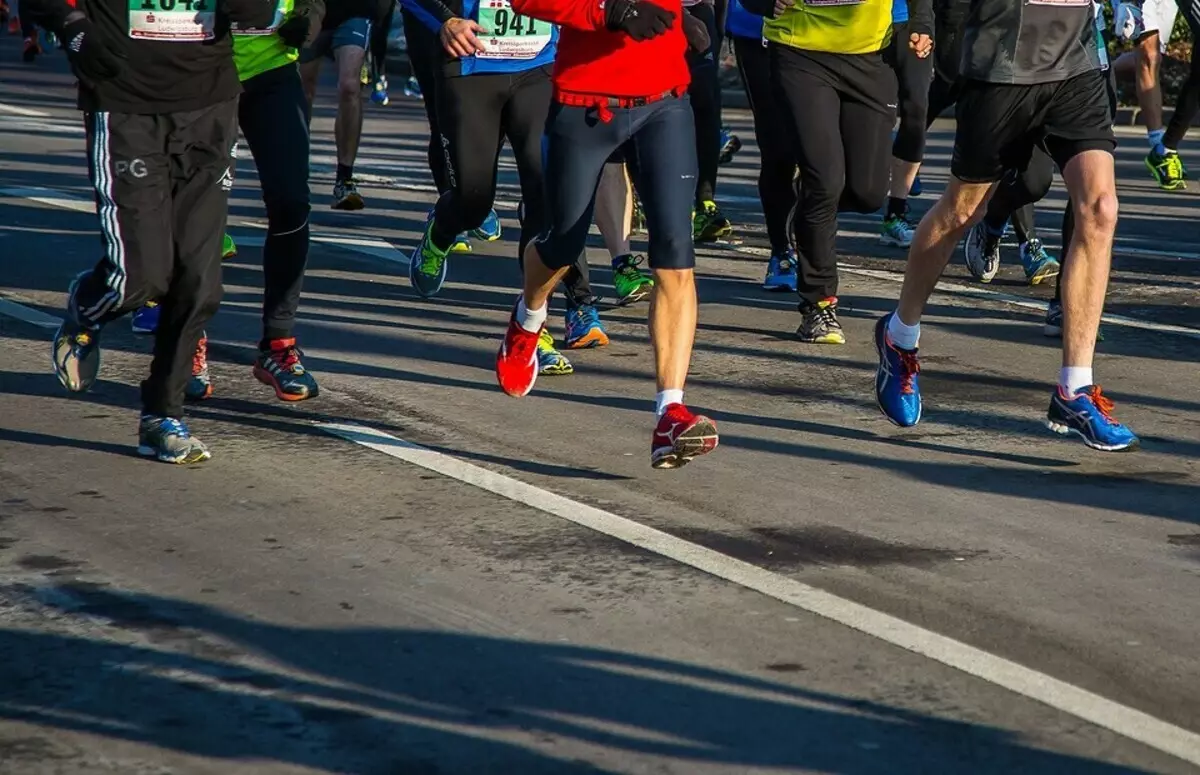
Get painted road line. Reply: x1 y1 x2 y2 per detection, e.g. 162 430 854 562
230 231 411 266
0 187 95 215
0 102 51 118
0 296 59 329
731 244 1200 341
318 420 1200 767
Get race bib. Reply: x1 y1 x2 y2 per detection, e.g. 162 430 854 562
803 0 864 6
128 0 216 41
475 0 551 60
234 8 286 35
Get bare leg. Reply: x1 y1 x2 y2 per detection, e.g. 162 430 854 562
1135 35 1165 133
889 158 921 200
649 269 697 392
333 45 367 170
1058 150 1118 371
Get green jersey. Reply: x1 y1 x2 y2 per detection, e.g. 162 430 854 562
232 0 297 82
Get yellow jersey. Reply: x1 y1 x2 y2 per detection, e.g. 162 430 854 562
764 0 893 55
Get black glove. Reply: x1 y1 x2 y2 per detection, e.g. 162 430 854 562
277 13 311 48
605 0 675 41
62 16 124 84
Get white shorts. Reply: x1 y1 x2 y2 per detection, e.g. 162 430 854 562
1138 0 1179 51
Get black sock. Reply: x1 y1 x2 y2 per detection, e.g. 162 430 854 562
886 197 908 220
336 163 353 182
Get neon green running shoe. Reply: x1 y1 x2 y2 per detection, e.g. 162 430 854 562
612 254 654 306
222 233 237 260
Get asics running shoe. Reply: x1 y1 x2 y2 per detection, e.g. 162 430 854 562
693 200 732 242
138 416 212 464
1046 385 1139 451
651 403 719 470
332 178 365 210
253 337 319 401
1021 239 1060 286
409 219 450 297
880 213 915 248
763 249 798 292
612 254 654 305
564 304 609 349
874 313 922 427
963 222 1001 283
796 297 845 344
185 334 213 401
537 330 574 376
496 300 541 397
131 301 160 335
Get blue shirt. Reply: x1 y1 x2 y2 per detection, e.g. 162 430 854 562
893 0 908 24
726 0 763 40
409 0 557 74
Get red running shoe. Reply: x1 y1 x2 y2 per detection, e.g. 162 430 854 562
496 303 540 397
651 403 718 469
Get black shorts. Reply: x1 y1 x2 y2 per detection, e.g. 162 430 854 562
951 70 1115 184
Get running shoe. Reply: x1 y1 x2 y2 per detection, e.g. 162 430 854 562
472 208 502 242
370 75 390 106
651 403 719 470
496 301 541 397
409 219 450 297
874 313 922 427
693 200 732 242
52 280 101 393
612 254 654 305
880 213 916 248
222 233 237 259
909 176 922 197
1021 239 1060 286
131 301 160 335
21 35 37 61
253 337 319 401
185 334 213 401
138 415 211 464
450 234 472 253
718 127 742 165
332 178 365 210
537 330 574 376
564 304 609 349
403 76 422 98
963 221 1001 283
1046 385 1139 452
1042 299 1104 341
1146 149 1186 191
359 63 369 86
796 297 845 344
763 248 798 292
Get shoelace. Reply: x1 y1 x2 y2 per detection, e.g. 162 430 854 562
618 255 651 280
811 303 839 330
159 418 190 439
570 306 600 331
419 244 446 276
1082 385 1117 425
897 350 921 395
269 345 302 372
1162 154 1184 178
192 338 208 376
1026 239 1048 261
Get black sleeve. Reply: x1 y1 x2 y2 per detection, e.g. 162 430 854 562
738 0 774 18
907 0 933 37
371 0 394 71
20 0 82 35
222 0 278 29
408 0 456 26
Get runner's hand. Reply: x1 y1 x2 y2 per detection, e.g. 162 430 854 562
605 0 675 41
277 14 312 48
771 0 790 17
62 16 124 85
908 31 932 59
440 17 487 58
683 12 709 51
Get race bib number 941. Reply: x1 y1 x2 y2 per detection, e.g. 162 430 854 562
475 0 551 60
129 0 216 41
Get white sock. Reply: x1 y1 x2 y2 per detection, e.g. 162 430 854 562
886 311 921 350
656 389 684 417
516 297 547 334
1059 366 1093 395
1148 128 1165 150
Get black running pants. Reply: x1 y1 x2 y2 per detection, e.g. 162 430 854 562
686 0 722 205
403 9 451 194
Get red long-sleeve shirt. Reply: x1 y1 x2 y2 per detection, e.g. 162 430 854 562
511 0 689 100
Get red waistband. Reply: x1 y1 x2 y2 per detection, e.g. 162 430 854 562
554 86 687 122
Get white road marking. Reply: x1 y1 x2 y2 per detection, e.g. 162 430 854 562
0 296 59 329
0 187 95 214
318 421 1200 767
0 102 51 118
731 245 1200 341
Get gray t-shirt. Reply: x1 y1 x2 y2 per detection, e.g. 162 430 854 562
961 0 1102 85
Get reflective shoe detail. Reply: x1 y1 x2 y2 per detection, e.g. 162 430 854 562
221 233 237 259
496 302 541 397
131 302 160 335
963 222 1001 283
612 254 654 305
796 297 846 345
880 214 915 248
763 249 798 292
564 304 609 349
472 208 502 242
137 416 212 464
184 335 213 402
693 199 733 242
874 313 922 428
1021 238 1060 286
332 178 365 210
1145 150 1186 191
537 330 574 376
253 337 319 401
409 220 450 298
1046 385 1139 452
651 403 719 470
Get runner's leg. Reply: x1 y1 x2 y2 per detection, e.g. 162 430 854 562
883 20 933 248
330 19 370 208
687 0 731 242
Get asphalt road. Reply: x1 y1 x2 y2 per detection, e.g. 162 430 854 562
1 38 1199 775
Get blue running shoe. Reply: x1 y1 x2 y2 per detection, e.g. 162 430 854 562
874 313 922 427
472 208 502 241
370 75 390 106
763 249 798 292
565 304 609 349
138 415 212 464
1046 385 1139 452
131 301 160 335
909 176 922 197
537 330 574 375
1021 238 1060 286
403 76 422 99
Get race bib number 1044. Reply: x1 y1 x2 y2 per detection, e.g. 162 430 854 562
128 0 216 41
